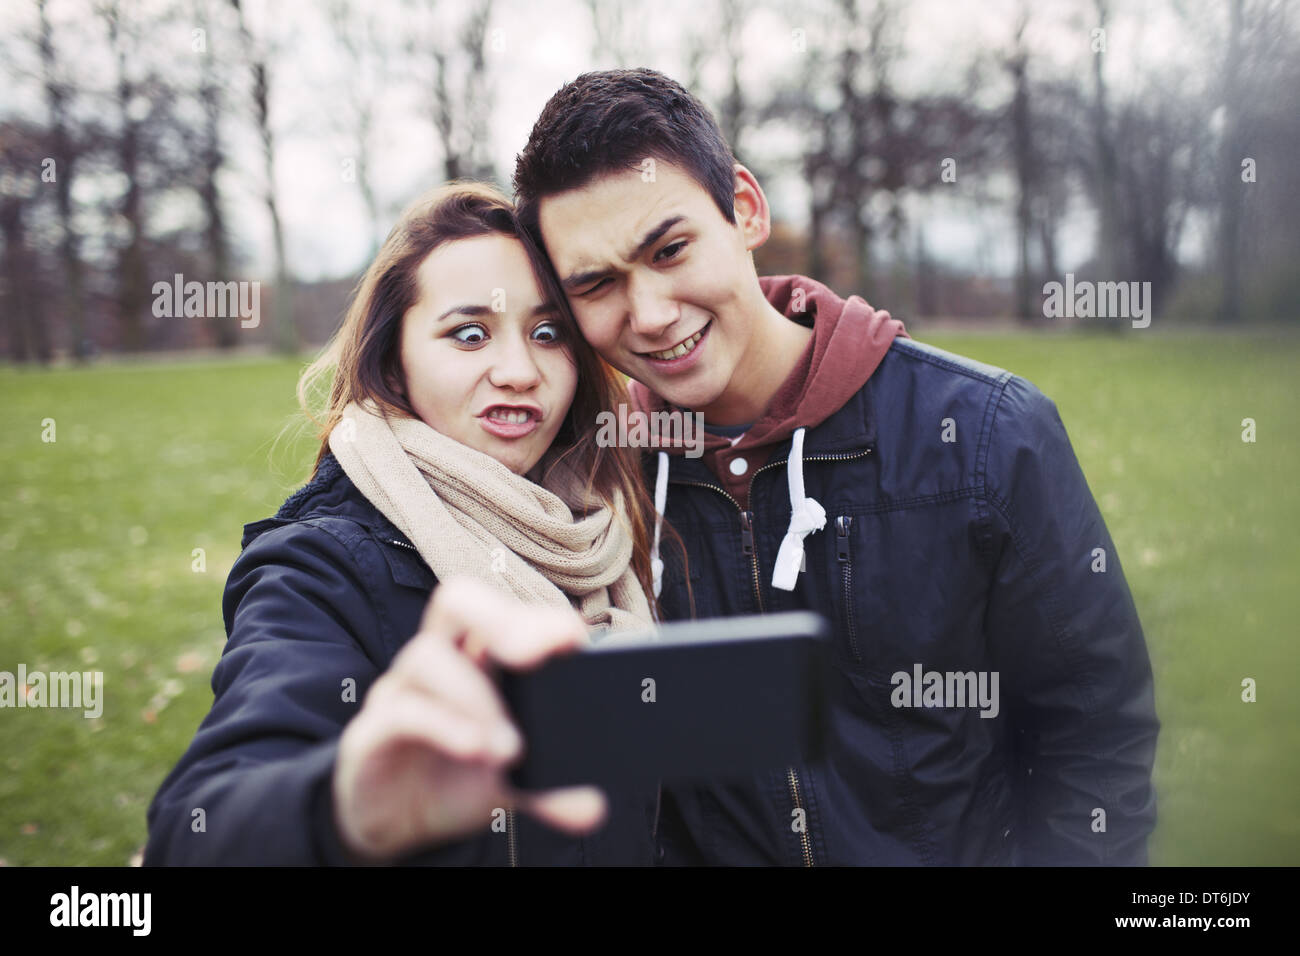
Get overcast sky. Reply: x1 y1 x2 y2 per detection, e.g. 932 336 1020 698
1 0 1212 283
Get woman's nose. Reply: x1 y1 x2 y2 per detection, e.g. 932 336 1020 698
487 335 542 391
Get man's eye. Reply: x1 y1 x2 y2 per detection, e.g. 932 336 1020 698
450 324 487 345
655 240 687 263
578 277 611 297
532 321 564 344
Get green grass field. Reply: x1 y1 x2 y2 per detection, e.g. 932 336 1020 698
1 331 1297 866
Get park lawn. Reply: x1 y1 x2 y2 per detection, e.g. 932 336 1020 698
0 331 1296 866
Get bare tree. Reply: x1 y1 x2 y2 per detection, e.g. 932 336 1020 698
1087 0 1124 284
404 0 497 184
99 0 153 351
774 0 904 292
37 0 88 358
716 0 748 162
1113 91 1201 314
1216 0 1246 323
324 0 395 257
583 0 646 67
999 1 1083 319
190 0 237 348
1027 76 1078 289
767 0 989 294
0 121 54 363
1210 0 1290 323
228 0 296 353
1005 3 1036 320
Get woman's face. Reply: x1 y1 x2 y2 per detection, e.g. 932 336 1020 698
398 234 578 476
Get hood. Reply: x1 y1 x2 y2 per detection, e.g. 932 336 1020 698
742 274 906 453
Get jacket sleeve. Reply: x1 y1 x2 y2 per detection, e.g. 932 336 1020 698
143 519 490 865
981 376 1160 865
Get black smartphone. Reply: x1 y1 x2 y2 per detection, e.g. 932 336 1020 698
499 611 831 789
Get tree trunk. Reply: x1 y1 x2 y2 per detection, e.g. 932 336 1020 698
1217 0 1244 324
109 12 148 352
1091 0 1123 283
1010 50 1034 321
200 83 237 349
254 60 296 353
1 204 51 364
39 0 87 360
116 117 147 351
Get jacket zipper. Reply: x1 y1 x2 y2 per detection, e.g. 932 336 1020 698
739 511 762 609
669 447 873 868
750 449 872 867
386 538 417 551
786 768 814 867
835 515 861 662
506 807 518 867
668 480 764 610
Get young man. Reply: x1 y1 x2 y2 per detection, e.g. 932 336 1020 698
513 68 1160 866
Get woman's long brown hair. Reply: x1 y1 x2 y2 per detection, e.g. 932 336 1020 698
296 181 671 612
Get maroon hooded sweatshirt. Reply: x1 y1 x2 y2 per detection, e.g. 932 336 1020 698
629 274 909 511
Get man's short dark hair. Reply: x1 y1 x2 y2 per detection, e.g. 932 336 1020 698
513 69 737 244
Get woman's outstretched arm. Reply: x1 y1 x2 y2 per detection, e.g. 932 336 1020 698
144 520 604 865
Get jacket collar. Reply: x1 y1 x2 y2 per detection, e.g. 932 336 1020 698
660 372 878 488
241 449 411 549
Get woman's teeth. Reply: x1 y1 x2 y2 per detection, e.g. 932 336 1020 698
487 409 532 424
648 328 704 361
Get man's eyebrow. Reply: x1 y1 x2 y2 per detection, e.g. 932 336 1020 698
561 269 608 292
625 215 686 263
559 215 687 291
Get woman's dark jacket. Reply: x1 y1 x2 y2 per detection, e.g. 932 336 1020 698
143 450 658 866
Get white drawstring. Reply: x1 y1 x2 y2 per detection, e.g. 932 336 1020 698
772 427 825 591
650 451 669 599
651 433 821 597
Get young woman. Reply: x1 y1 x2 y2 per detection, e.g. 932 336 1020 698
143 183 664 866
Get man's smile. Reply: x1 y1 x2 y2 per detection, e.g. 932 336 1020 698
637 320 711 363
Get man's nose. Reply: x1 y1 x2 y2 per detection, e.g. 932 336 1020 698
487 334 542 391
627 272 680 340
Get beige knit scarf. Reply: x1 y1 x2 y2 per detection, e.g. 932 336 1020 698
327 398 653 636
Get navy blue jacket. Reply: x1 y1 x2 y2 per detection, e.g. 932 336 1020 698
650 337 1160 865
143 451 658 866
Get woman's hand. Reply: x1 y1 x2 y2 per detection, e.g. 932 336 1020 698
332 577 607 862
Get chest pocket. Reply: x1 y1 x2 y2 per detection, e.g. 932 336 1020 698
821 512 903 681
824 513 872 670
378 537 436 590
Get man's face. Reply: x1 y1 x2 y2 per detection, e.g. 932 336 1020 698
537 161 766 415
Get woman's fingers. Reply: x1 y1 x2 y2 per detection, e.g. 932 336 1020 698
338 578 610 854
515 785 609 835
355 678 515 764
385 630 521 755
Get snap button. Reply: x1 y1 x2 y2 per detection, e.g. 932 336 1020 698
729 457 748 476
